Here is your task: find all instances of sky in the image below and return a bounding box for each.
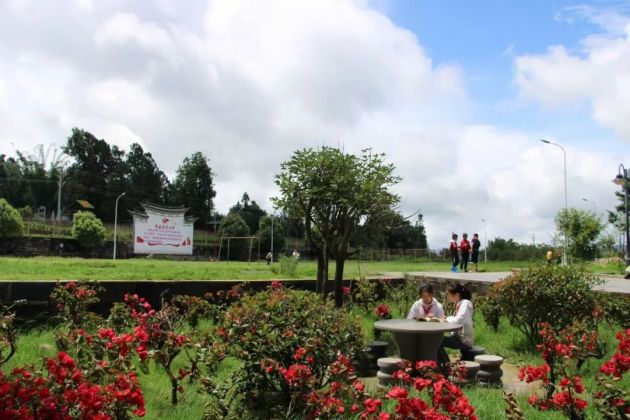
[1,0,629,249]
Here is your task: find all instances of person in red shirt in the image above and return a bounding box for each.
[449,233,459,272]
[459,233,471,272]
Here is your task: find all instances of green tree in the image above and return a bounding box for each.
[555,208,604,261]
[229,192,267,234]
[258,215,286,254]
[274,147,399,306]
[219,212,250,237]
[63,129,127,222]
[171,152,215,226]
[72,210,106,249]
[125,143,170,208]
[0,198,24,237]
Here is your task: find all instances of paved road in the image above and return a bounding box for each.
[407,271,630,295]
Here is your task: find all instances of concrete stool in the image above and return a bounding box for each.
[367,341,389,372]
[461,346,486,361]
[377,357,403,387]
[461,361,481,383]
[474,355,504,387]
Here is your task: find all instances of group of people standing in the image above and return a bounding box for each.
[407,283,474,373]
[449,233,481,272]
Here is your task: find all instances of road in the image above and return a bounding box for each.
[406,271,630,295]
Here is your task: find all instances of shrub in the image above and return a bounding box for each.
[72,211,106,249]
[278,255,298,277]
[50,281,103,329]
[0,198,24,237]
[595,328,630,418]
[479,265,601,346]
[206,283,365,411]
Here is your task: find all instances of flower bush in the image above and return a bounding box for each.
[0,351,145,419]
[0,299,26,367]
[51,281,104,328]
[594,328,630,418]
[479,265,601,346]
[375,303,391,320]
[204,282,365,412]
[519,322,601,420]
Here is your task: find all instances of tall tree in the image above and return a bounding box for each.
[274,147,399,307]
[229,192,267,234]
[555,208,603,261]
[171,152,216,226]
[125,143,170,208]
[63,128,127,221]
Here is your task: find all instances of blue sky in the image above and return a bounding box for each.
[386,0,629,155]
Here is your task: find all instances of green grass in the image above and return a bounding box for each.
[0,257,583,281]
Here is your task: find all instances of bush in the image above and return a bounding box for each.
[72,211,106,249]
[207,283,365,411]
[0,198,24,237]
[479,265,601,347]
[278,255,298,277]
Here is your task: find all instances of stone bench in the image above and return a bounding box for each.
[376,357,403,387]
[461,346,486,361]
[474,355,503,387]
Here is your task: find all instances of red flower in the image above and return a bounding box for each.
[271,280,283,290]
[386,386,408,400]
[375,303,390,319]
[342,286,351,295]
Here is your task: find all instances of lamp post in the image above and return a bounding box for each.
[113,192,126,260]
[270,214,274,264]
[613,165,630,268]
[481,218,487,263]
[540,139,568,264]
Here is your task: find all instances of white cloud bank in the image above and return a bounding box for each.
[0,0,627,248]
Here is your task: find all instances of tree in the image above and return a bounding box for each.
[258,215,286,254]
[63,129,127,222]
[219,212,250,237]
[555,208,604,261]
[171,152,216,226]
[72,211,106,250]
[0,198,24,237]
[229,192,267,234]
[274,147,400,307]
[125,143,170,208]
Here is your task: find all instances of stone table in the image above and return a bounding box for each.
[373,319,462,364]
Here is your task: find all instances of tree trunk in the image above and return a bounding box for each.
[334,257,345,307]
[316,253,325,294]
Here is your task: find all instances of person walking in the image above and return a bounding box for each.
[450,233,460,272]
[470,233,481,272]
[545,249,553,266]
[459,233,471,272]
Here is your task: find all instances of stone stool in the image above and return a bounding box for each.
[376,357,403,387]
[474,355,504,387]
[367,341,389,371]
[461,346,486,361]
[460,361,480,383]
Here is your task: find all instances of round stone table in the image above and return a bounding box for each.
[373,319,462,363]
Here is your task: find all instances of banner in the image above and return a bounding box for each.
[130,203,196,255]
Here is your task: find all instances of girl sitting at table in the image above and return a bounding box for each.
[407,284,444,320]
[437,283,474,371]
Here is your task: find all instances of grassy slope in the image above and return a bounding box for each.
[1,256,622,280]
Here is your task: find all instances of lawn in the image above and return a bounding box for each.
[0,256,623,280]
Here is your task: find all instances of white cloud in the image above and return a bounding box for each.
[515,6,630,141]
[0,0,626,249]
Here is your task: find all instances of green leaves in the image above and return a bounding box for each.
[71,210,106,249]
[0,198,24,237]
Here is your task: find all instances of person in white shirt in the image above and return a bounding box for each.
[438,283,474,372]
[407,284,445,320]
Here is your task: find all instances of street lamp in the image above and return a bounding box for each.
[540,139,568,264]
[481,218,488,263]
[613,165,629,269]
[113,192,126,260]
[270,214,274,264]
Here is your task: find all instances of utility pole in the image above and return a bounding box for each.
[113,192,126,260]
[270,215,274,263]
[57,170,64,222]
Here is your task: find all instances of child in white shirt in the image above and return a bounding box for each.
[407,284,445,320]
[438,283,474,372]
